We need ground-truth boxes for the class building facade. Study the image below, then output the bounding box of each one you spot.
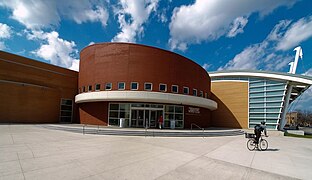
[1,43,312,130]
[210,71,312,130]
[75,43,217,129]
[0,51,78,123]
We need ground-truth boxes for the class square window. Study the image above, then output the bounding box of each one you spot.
[193,89,197,96]
[118,82,125,90]
[105,83,112,90]
[95,84,101,91]
[172,85,178,93]
[183,87,189,94]
[144,83,152,91]
[159,84,167,92]
[88,85,92,91]
[131,82,138,90]
[200,91,203,97]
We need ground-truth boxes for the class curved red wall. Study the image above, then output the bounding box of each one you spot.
[79,43,211,97]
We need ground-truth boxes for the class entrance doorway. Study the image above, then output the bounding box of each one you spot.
[131,109,163,128]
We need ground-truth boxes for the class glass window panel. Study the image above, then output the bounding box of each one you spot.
[61,99,72,105]
[131,82,138,90]
[164,120,170,128]
[250,86,264,92]
[165,106,175,113]
[110,104,119,110]
[249,113,265,118]
[193,89,197,96]
[175,121,183,128]
[183,87,189,94]
[249,103,265,107]
[266,124,277,129]
[267,80,284,85]
[249,97,265,102]
[266,102,282,107]
[131,103,144,107]
[175,106,183,113]
[109,111,118,118]
[60,117,71,122]
[172,85,178,93]
[266,113,279,118]
[266,85,285,90]
[249,108,265,113]
[250,92,265,97]
[118,82,125,90]
[109,118,119,126]
[266,108,281,113]
[61,105,72,111]
[119,104,130,111]
[249,81,265,86]
[88,85,92,91]
[105,83,112,90]
[175,114,183,120]
[159,84,167,92]
[144,83,152,91]
[95,84,100,91]
[266,91,284,96]
[61,111,72,116]
[266,119,278,124]
[266,96,283,101]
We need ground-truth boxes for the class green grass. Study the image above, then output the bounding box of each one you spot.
[284,132,312,139]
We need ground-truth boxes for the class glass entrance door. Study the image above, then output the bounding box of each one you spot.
[150,110,157,128]
[131,109,144,128]
[131,109,163,128]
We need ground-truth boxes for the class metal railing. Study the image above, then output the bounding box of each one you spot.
[191,123,205,138]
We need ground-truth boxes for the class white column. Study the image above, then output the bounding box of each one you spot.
[280,84,293,130]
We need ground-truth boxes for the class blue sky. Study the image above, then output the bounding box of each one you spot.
[0,0,312,111]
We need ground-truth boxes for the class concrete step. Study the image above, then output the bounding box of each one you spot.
[38,124,245,137]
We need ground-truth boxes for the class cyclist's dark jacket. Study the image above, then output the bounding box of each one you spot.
[254,124,267,136]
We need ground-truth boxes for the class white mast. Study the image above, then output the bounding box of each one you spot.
[291,46,303,74]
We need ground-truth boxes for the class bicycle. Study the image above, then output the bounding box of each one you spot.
[245,133,268,151]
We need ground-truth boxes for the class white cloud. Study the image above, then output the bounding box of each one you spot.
[202,63,212,71]
[219,20,294,71]
[276,16,312,51]
[227,17,248,38]
[0,23,13,50]
[26,30,79,71]
[169,0,296,51]
[0,23,13,39]
[0,41,5,50]
[0,0,109,29]
[112,0,158,42]
[88,41,95,46]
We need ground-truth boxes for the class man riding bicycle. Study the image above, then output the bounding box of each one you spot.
[254,121,268,144]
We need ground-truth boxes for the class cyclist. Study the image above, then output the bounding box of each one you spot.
[254,121,268,144]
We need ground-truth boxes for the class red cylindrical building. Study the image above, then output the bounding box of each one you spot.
[75,43,217,129]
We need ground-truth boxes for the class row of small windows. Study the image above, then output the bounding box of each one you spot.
[80,82,208,98]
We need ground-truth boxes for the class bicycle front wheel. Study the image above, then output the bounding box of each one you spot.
[259,139,268,151]
[247,139,256,151]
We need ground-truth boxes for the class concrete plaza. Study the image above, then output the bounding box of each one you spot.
[0,124,311,180]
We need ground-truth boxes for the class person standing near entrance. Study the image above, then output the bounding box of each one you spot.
[158,115,163,129]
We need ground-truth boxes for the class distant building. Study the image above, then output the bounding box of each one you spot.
[286,112,298,125]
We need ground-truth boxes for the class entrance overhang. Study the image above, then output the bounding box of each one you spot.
[75,91,217,110]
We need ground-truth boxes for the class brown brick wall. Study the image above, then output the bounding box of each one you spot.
[0,51,79,123]
[211,81,249,128]
[184,105,211,128]
[79,43,211,97]
[79,102,108,125]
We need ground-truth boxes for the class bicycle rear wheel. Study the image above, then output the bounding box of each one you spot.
[247,139,256,151]
[259,139,268,151]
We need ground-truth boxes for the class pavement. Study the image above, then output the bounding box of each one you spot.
[0,124,311,180]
